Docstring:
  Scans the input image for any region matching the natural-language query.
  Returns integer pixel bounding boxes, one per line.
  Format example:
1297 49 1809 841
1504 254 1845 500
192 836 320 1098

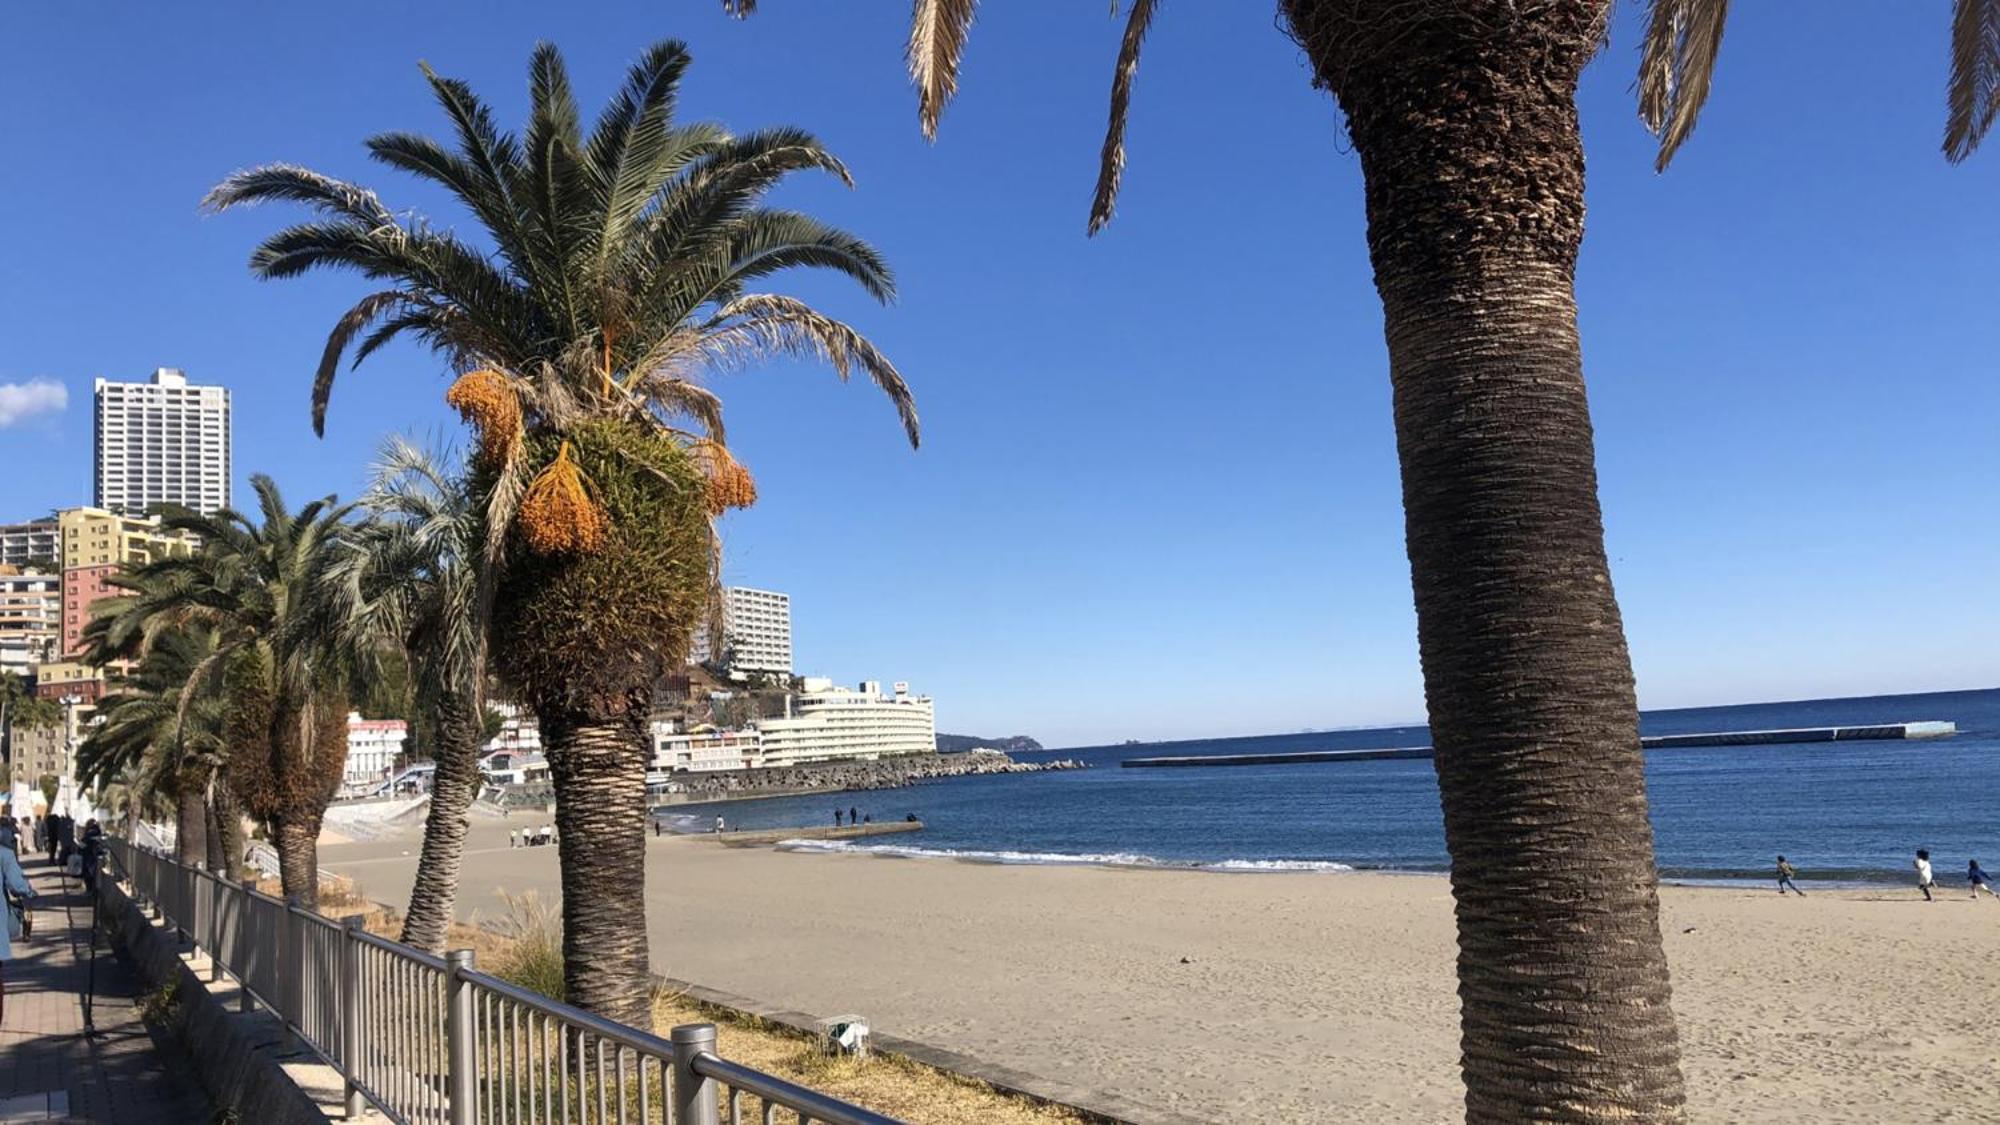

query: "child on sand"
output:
1775 856 1804 896
1915 849 1936 901
1969 859 1995 900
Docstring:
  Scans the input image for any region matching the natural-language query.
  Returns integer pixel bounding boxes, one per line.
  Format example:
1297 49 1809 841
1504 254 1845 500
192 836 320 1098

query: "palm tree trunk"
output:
208 778 245 878
1283 3 1684 1120
543 707 651 1025
400 692 482 953
173 780 208 866
273 817 321 907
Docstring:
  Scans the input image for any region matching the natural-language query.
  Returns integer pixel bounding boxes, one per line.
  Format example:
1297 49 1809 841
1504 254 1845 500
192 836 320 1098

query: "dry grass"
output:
649 989 1087 1124
330 880 1087 1124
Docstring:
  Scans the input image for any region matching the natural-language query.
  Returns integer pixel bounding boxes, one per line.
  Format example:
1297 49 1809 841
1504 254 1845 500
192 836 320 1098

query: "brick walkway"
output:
0 856 210 1123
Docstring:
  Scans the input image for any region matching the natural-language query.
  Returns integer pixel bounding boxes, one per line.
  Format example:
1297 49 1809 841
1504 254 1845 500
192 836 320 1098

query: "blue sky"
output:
2 4 1994 746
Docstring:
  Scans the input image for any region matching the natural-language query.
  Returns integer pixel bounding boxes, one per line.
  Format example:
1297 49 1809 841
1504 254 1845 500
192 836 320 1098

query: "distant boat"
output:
1121 739 1143 746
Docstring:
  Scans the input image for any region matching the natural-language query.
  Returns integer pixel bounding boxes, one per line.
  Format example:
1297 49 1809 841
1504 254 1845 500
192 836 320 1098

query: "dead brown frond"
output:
636 370 728 442
1637 0 1731 171
907 0 978 140
1088 0 1160 235
693 294 921 448
1946 0 2000 161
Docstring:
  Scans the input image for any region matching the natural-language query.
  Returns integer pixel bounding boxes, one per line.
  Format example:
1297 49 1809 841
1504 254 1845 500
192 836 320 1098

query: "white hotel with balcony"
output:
651 678 936 772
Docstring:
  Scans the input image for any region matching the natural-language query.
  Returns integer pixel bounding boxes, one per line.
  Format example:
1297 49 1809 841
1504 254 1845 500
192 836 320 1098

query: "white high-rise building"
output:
94 368 232 516
692 586 793 677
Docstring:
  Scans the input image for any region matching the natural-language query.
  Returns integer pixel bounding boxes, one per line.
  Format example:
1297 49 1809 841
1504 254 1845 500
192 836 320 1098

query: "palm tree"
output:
204 40 917 1022
77 625 228 865
729 2 1997 1118
318 438 489 953
95 478 355 905
0 670 25 763
12 696 63 739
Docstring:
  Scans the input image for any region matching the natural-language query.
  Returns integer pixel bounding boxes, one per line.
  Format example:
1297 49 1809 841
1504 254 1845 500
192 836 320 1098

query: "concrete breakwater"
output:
658 750 1086 805
713 820 928 846
1122 720 1959 769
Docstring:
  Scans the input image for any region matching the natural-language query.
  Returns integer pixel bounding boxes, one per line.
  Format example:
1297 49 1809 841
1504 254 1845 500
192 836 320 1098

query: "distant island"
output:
935 733 1044 754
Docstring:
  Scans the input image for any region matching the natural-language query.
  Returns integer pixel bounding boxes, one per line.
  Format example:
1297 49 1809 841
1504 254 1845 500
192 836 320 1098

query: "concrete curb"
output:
658 976 1209 1125
99 878 336 1124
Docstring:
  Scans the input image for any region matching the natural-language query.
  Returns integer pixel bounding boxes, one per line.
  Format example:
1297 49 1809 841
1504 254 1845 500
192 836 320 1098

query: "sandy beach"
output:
322 821 2000 1123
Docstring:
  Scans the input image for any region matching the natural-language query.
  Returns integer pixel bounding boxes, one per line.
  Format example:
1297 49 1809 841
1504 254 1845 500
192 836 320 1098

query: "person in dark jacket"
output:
1969 859 1996 900
79 820 105 893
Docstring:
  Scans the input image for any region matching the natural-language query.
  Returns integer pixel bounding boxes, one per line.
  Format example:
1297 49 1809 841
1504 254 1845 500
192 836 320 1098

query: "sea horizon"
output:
671 686 2000 886
1050 682 2000 753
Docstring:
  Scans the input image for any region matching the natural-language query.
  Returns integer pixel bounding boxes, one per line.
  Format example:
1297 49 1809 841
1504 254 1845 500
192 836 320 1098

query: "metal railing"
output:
108 838 900 1125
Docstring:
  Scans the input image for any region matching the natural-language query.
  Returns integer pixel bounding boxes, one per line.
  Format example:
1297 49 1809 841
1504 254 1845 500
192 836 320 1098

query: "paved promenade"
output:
0 856 209 1123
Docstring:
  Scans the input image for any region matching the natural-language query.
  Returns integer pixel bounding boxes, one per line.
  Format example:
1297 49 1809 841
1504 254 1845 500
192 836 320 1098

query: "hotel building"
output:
691 586 793 678
752 679 935 768
650 725 764 772
0 568 60 677
0 521 60 569
343 713 409 794
58 507 194 655
94 367 232 516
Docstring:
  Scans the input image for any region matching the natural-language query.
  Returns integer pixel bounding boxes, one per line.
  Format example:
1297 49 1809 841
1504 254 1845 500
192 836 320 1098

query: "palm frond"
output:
202 164 395 228
689 293 919 447
635 372 728 441
1946 0 2000 161
1638 0 1731 172
313 291 410 436
907 0 978 140
1089 0 1160 235
587 40 696 253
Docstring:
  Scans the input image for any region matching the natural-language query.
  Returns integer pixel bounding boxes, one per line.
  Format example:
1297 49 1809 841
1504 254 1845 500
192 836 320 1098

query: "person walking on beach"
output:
0 840 34 1027
849 806 858 826
835 809 843 827
1969 859 1996 900
1915 849 1936 901
1776 856 1804 896
713 815 725 834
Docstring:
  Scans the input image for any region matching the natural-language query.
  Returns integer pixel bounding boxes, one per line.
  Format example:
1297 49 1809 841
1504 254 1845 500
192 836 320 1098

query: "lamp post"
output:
56 693 82 820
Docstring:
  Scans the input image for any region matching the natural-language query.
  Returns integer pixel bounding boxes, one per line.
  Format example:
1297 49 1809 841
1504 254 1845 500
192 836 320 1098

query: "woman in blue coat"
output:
0 844 34 1027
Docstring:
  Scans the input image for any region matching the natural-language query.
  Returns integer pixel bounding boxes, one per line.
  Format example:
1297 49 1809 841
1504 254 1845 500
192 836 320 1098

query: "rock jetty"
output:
660 750 1085 804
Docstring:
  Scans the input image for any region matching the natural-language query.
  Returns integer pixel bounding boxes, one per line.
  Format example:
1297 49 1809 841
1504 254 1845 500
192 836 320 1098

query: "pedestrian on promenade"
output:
1915 849 1936 901
80 820 104 894
835 809 843 827
849 806 858 826
0 841 35 1026
713 815 725 834
0 816 15 854
509 828 519 849
1969 859 1996 900
1775 856 1805 896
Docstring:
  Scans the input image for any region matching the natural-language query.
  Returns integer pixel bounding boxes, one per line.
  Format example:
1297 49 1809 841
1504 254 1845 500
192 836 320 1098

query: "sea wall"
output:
660 750 1086 804
98 876 335 1123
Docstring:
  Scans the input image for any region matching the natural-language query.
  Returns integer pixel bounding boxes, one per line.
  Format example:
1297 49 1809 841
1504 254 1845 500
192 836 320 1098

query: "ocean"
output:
664 687 2000 885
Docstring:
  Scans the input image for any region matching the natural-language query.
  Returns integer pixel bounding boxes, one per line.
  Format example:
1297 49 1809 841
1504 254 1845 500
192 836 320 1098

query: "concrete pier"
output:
711 820 926 847
1120 720 1957 769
